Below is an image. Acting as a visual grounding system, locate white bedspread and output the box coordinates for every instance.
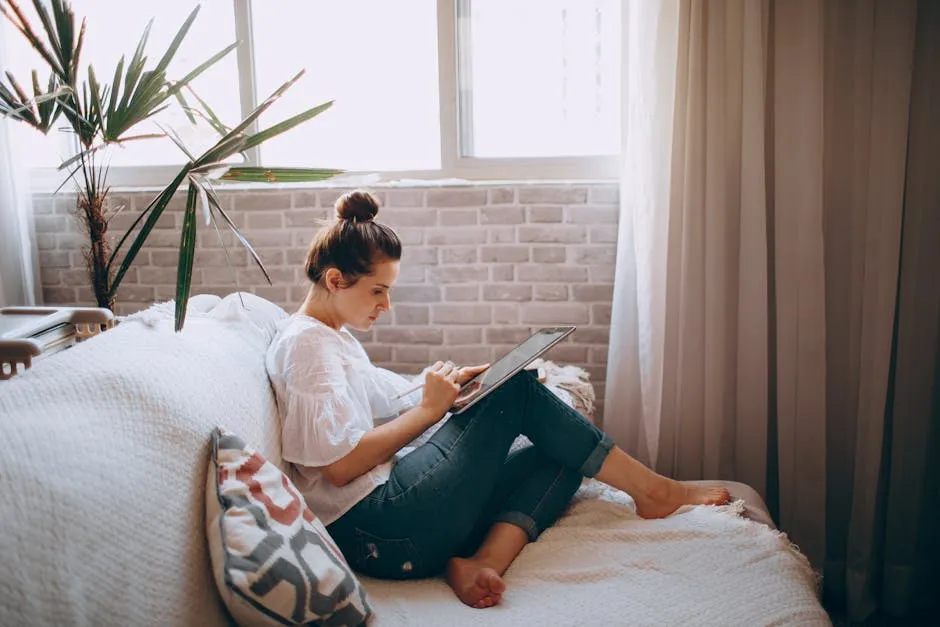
[362,481,829,626]
[0,294,830,626]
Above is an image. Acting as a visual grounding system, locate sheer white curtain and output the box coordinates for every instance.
[0,18,40,308]
[607,0,778,497]
[604,0,680,465]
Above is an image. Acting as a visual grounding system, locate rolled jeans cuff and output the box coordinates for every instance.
[579,433,614,477]
[495,511,541,542]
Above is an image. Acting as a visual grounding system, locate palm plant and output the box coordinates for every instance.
[0,0,341,330]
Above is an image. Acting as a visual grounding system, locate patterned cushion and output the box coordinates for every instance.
[206,427,374,626]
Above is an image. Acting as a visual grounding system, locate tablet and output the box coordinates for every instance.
[450,326,576,414]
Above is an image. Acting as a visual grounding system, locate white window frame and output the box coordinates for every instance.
[32,0,621,190]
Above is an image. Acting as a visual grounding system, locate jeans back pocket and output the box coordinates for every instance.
[353,528,424,580]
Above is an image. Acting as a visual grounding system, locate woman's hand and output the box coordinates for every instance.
[455,363,490,385]
[419,361,461,415]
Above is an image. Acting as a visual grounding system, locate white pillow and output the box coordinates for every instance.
[206,427,374,626]
[207,292,290,343]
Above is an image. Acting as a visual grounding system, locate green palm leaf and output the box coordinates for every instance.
[108,166,191,292]
[4,70,31,107]
[0,1,65,77]
[48,0,77,80]
[33,71,61,127]
[220,167,343,183]
[56,133,164,172]
[98,6,235,143]
[5,0,92,141]
[201,182,272,286]
[242,100,333,151]
[86,65,105,129]
[154,6,198,74]
[206,196,241,291]
[3,0,342,331]
[159,122,195,161]
[172,88,197,125]
[184,85,230,135]
[68,14,85,81]
[0,83,70,129]
[195,69,306,167]
[31,0,66,72]
[174,184,199,331]
[164,41,238,99]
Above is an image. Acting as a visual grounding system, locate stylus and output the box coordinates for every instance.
[390,361,460,400]
[390,382,425,401]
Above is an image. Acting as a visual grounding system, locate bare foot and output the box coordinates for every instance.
[446,557,506,609]
[633,480,730,519]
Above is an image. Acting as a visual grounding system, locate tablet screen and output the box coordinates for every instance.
[453,327,574,410]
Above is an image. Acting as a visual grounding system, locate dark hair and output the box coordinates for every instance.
[304,190,401,287]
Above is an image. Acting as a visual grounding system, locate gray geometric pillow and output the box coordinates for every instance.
[206,427,373,626]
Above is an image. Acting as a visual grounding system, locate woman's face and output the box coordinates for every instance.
[330,259,399,332]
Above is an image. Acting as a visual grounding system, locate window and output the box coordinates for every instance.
[9,0,621,184]
[2,16,65,169]
[459,0,621,159]
[72,0,241,167]
[251,0,441,172]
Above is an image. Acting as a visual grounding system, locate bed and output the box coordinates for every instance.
[0,294,830,627]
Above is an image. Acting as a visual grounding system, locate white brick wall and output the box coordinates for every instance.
[35,182,619,421]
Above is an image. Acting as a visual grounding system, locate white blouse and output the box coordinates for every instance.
[265,314,423,525]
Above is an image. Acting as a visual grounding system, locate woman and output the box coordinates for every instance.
[266,190,729,609]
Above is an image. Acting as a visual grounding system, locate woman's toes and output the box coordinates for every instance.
[447,558,505,608]
[473,595,498,609]
[703,487,730,505]
[481,570,506,596]
[635,481,734,518]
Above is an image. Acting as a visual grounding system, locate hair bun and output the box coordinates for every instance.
[335,190,380,223]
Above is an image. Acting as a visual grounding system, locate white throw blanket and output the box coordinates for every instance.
[362,482,828,626]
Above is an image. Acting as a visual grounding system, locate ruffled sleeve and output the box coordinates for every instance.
[277,330,370,467]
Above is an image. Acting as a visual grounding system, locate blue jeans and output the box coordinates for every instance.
[326,370,614,580]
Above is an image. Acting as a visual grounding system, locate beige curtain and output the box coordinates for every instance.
[607,0,937,620]
[819,0,920,618]
[880,2,940,612]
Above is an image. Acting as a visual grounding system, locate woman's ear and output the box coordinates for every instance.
[324,267,343,294]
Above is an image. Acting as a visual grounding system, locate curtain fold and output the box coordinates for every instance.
[605,0,680,464]
[879,0,940,615]
[772,0,829,570]
[657,0,772,497]
[607,0,935,620]
[0,18,40,308]
[820,0,919,617]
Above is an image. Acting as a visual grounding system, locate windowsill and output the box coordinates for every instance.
[34,175,618,195]
[122,177,615,193]
[29,155,622,194]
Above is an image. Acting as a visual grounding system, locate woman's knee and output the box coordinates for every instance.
[492,369,537,401]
